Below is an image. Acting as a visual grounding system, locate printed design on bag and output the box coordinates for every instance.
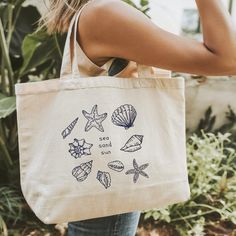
[82,105,108,132]
[120,135,144,152]
[125,158,149,183]
[99,136,112,156]
[107,160,124,172]
[68,138,93,158]
[72,160,93,182]
[61,117,79,139]
[96,170,111,189]
[111,104,137,129]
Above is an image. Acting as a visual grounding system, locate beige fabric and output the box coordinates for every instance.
[15,1,190,224]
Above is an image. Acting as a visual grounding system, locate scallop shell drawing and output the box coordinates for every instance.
[111,104,137,129]
[96,171,111,189]
[72,160,93,182]
[120,135,144,152]
[61,117,79,139]
[108,160,124,172]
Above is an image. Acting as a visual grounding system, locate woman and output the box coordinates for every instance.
[39,0,236,235]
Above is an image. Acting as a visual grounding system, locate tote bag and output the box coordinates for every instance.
[15,3,190,224]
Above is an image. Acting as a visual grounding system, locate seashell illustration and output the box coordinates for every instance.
[61,117,79,139]
[96,171,111,189]
[108,160,124,172]
[120,135,144,152]
[111,104,137,129]
[72,160,93,182]
[68,138,93,158]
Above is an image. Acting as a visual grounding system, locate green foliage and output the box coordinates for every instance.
[143,130,236,235]
[122,0,150,16]
[0,95,16,119]
[0,186,23,235]
[194,105,236,149]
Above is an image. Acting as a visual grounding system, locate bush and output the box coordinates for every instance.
[143,130,236,235]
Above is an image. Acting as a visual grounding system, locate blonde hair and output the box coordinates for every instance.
[37,0,90,34]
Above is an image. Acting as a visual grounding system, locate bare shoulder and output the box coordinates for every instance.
[78,0,150,61]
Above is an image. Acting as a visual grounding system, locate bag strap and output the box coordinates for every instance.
[59,1,168,79]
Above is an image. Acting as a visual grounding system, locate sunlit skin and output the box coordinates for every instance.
[76,0,236,76]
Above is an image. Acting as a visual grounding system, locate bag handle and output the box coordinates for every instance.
[60,1,168,79]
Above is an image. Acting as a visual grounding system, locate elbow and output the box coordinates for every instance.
[218,43,236,75]
[221,56,236,75]
[213,53,236,75]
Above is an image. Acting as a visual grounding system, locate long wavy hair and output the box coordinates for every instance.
[37,0,90,34]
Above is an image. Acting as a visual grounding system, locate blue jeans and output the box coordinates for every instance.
[67,211,141,236]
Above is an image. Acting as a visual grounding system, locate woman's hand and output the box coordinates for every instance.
[78,0,236,76]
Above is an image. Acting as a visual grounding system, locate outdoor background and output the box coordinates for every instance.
[1,0,236,235]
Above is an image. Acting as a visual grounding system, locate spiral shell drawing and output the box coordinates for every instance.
[68,138,93,158]
[96,171,111,189]
[120,135,144,152]
[72,160,93,182]
[111,104,137,129]
[108,160,124,172]
[61,117,79,139]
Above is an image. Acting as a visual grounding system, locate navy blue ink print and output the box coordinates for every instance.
[108,160,124,172]
[61,117,79,139]
[125,158,149,183]
[82,105,107,132]
[120,135,144,152]
[68,138,93,158]
[96,171,111,189]
[72,160,93,182]
[111,104,137,129]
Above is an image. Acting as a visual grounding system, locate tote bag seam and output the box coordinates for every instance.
[23,179,189,204]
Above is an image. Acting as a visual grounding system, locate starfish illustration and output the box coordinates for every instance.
[68,138,93,158]
[125,158,149,183]
[82,105,107,132]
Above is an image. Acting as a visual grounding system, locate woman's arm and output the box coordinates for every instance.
[78,0,236,75]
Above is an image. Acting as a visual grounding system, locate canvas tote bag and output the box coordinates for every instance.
[15,3,190,224]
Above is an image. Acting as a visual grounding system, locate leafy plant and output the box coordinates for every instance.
[194,105,236,146]
[0,186,23,235]
[123,0,150,16]
[143,130,236,235]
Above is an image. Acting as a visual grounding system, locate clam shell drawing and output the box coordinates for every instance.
[72,160,93,182]
[111,104,137,129]
[120,135,144,152]
[108,160,124,172]
[96,171,111,189]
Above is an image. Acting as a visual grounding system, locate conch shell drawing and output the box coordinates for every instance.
[61,117,79,139]
[111,104,137,129]
[96,171,111,189]
[121,135,144,152]
[72,160,93,182]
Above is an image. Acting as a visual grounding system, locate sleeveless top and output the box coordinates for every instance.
[74,1,172,79]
